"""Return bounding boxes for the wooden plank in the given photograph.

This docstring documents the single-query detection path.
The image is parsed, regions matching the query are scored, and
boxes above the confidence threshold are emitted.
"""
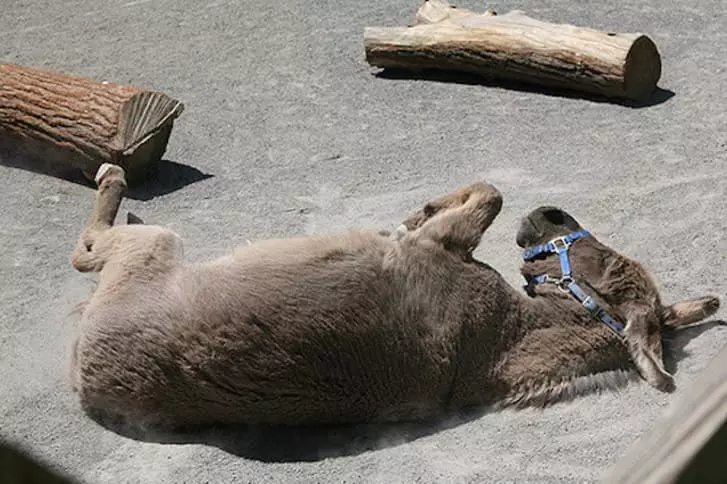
[602,343,727,484]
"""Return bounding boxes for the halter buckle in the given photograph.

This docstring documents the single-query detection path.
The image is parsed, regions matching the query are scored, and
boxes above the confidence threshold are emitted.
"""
[550,236,571,253]
[556,275,573,292]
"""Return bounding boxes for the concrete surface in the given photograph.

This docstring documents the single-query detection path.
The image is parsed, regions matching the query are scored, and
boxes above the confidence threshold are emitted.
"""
[1,0,725,482]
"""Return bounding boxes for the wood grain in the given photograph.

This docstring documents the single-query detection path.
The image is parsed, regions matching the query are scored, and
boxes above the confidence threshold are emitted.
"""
[0,63,184,183]
[364,0,661,101]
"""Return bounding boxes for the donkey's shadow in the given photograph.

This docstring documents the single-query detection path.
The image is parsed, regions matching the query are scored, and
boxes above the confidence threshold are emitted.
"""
[87,319,725,463]
[86,407,482,463]
[662,319,726,375]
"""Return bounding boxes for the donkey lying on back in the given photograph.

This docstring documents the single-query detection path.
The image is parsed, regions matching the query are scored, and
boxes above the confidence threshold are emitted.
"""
[69,164,720,427]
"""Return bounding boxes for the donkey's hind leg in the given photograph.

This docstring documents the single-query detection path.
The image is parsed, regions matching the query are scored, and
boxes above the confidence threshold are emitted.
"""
[71,164,127,272]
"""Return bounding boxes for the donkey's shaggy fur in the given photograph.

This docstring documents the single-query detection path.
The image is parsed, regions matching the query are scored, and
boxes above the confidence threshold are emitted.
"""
[68,164,719,428]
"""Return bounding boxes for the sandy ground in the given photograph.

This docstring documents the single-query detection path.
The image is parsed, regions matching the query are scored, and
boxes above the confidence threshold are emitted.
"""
[1,0,726,482]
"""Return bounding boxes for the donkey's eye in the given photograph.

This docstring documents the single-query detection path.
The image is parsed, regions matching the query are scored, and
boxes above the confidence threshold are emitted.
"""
[424,204,438,217]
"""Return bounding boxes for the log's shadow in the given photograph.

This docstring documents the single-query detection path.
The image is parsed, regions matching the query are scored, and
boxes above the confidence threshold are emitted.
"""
[0,137,212,201]
[124,159,214,201]
[374,68,675,108]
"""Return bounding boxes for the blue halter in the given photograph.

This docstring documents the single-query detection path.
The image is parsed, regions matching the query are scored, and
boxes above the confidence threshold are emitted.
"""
[522,231,625,337]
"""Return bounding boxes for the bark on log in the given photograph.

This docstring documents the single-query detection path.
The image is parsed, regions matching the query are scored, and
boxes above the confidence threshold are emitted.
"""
[0,63,184,183]
[364,0,662,101]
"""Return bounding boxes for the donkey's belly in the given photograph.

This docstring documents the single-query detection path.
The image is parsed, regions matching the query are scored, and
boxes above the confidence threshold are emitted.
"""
[76,237,461,426]
[175,312,454,425]
[187,376,448,426]
[74,292,455,427]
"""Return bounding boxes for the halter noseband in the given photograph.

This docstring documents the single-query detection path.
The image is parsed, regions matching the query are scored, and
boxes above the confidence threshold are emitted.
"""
[522,231,625,337]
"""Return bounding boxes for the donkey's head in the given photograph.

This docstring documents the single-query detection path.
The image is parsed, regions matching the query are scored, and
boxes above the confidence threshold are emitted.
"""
[399,187,473,232]
[516,206,720,392]
[516,206,583,247]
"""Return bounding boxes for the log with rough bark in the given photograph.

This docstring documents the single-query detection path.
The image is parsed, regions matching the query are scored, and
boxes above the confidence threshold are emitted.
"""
[364,0,662,102]
[0,63,184,183]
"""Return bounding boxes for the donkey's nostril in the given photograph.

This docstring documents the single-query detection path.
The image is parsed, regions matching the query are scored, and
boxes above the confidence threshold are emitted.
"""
[708,297,720,309]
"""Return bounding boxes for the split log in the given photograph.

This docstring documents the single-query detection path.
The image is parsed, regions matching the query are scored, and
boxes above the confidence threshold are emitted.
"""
[364,0,662,101]
[0,63,184,183]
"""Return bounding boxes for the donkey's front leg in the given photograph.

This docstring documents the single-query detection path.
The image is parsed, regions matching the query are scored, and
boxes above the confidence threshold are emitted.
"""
[71,164,127,272]
[407,181,503,256]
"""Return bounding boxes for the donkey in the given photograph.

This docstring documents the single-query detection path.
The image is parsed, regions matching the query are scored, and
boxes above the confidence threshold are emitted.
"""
[68,163,720,428]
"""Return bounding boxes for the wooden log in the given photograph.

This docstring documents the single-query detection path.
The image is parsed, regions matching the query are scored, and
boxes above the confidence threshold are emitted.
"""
[0,63,184,184]
[364,0,662,101]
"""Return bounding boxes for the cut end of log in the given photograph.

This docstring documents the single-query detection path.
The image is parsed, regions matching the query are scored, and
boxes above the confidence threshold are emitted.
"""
[115,90,185,183]
[623,35,662,101]
[118,91,184,154]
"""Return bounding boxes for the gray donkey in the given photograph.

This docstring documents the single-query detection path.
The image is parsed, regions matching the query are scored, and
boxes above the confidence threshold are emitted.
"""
[68,163,720,428]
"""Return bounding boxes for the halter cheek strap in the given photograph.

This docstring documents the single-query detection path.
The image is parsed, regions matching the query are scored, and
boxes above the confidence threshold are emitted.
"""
[523,231,625,337]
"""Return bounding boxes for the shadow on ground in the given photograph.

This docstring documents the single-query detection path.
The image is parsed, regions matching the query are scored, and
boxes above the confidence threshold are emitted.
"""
[87,408,484,463]
[374,68,675,108]
[662,319,727,375]
[124,159,214,201]
[83,320,723,464]
[0,138,212,201]
[0,440,79,484]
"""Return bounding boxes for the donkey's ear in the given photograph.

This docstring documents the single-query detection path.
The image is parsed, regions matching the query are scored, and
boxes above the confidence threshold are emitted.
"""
[662,296,720,329]
[127,212,145,225]
[400,203,442,231]
[623,305,675,393]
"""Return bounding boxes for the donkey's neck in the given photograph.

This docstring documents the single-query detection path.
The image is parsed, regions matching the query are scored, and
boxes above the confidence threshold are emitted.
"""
[450,284,633,411]
[496,289,633,407]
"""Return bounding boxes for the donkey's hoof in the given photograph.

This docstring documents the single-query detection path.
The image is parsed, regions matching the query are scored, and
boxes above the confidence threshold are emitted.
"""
[651,371,675,393]
[705,296,720,313]
[392,224,409,241]
[127,212,145,225]
[94,163,126,186]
